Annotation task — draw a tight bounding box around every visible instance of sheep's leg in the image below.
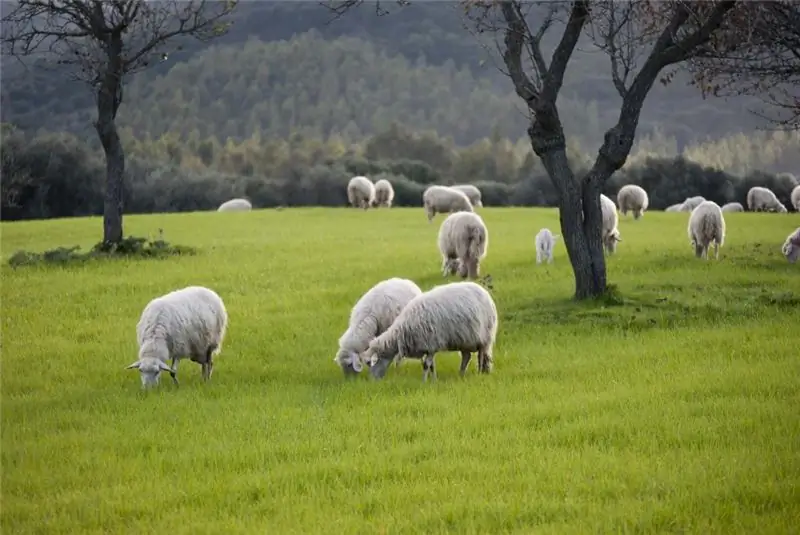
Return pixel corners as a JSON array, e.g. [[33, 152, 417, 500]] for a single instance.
[[202, 345, 216, 381], [478, 347, 492, 374], [536, 250, 542, 264], [714, 241, 720, 260], [422, 354, 436, 382], [547, 250, 553, 264], [459, 351, 472, 376], [169, 357, 179, 386]]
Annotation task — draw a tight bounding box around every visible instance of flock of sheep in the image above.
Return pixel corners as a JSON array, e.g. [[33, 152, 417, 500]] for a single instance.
[[127, 179, 799, 388]]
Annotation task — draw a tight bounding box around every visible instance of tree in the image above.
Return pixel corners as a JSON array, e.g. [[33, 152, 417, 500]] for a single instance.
[[324, 0, 738, 299], [1, 0, 237, 244]]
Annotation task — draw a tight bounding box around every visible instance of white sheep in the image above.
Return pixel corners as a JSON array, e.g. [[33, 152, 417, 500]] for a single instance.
[[126, 286, 228, 388], [665, 203, 683, 212], [450, 184, 483, 208], [688, 200, 726, 260], [600, 193, 622, 254], [791, 185, 800, 212], [373, 179, 395, 208], [782, 227, 800, 264], [334, 278, 422, 377], [217, 198, 252, 212], [680, 196, 706, 212], [617, 184, 649, 220], [422, 185, 474, 223], [721, 202, 745, 213], [747, 186, 787, 213], [364, 281, 498, 382], [347, 176, 375, 210], [437, 212, 489, 279], [534, 228, 559, 264]]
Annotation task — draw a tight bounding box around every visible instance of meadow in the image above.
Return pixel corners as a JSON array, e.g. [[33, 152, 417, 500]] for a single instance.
[[2, 207, 799, 534]]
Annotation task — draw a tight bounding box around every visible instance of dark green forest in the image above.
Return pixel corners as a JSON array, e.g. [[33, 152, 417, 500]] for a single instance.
[[1, 2, 798, 221]]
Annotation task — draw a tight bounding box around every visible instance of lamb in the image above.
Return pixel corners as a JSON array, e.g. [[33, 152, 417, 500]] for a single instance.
[[217, 198, 252, 212], [347, 176, 375, 210], [616, 184, 649, 220], [665, 203, 683, 212], [334, 278, 423, 377], [791, 185, 800, 211], [422, 185, 474, 223], [600, 193, 622, 254], [680, 196, 706, 212], [782, 227, 800, 264], [373, 179, 395, 208], [126, 286, 228, 388], [687, 200, 726, 260], [747, 186, 788, 213], [721, 202, 745, 213], [450, 184, 483, 208], [438, 212, 489, 279], [364, 281, 498, 382], [534, 228, 559, 264]]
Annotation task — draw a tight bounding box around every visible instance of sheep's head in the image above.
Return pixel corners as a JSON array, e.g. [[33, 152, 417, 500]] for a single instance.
[[777, 204, 788, 213], [334, 349, 367, 377], [363, 339, 395, 380], [783, 234, 800, 263], [126, 357, 175, 388], [603, 229, 622, 253]]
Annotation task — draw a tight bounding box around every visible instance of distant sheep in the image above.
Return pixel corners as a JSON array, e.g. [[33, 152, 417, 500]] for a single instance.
[[450, 184, 483, 208], [217, 198, 252, 212], [782, 227, 800, 264], [127, 286, 228, 388], [373, 179, 395, 208], [680, 196, 706, 212], [347, 176, 375, 210], [617, 185, 649, 220], [600, 193, 622, 254], [747, 186, 787, 213], [334, 278, 422, 377], [423, 185, 474, 223], [364, 281, 498, 382], [534, 228, 559, 264], [721, 202, 745, 213], [688, 201, 726, 260], [665, 203, 683, 212], [791, 185, 800, 212], [438, 212, 489, 279]]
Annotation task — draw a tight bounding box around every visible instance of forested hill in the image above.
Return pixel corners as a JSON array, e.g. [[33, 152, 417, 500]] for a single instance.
[[1, 2, 764, 148]]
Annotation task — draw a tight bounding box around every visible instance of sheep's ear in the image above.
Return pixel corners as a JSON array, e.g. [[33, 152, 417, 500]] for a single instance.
[[351, 353, 364, 373], [126, 361, 141, 370], [157, 360, 175, 373]]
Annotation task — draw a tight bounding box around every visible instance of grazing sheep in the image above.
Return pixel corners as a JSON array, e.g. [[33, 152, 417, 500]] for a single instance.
[[791, 185, 800, 212], [665, 203, 683, 212], [372, 179, 395, 208], [782, 227, 800, 264], [747, 186, 788, 213], [334, 278, 423, 377], [438, 212, 489, 279], [680, 196, 706, 212], [126, 286, 228, 388], [422, 185, 474, 223], [217, 198, 252, 212], [688, 201, 726, 260], [364, 281, 498, 382], [617, 185, 649, 220], [450, 184, 483, 208], [347, 176, 375, 210], [600, 193, 622, 254], [721, 202, 745, 213], [534, 228, 559, 264]]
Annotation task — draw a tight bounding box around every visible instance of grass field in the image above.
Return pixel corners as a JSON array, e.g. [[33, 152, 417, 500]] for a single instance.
[[2, 207, 800, 534]]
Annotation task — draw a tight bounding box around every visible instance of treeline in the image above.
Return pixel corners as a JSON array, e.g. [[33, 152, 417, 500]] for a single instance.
[[3, 123, 798, 221]]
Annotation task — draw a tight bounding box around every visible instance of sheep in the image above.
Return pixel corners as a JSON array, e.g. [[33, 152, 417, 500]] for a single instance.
[[617, 184, 649, 220], [534, 228, 559, 264], [126, 286, 228, 388], [347, 176, 375, 210], [665, 203, 683, 212], [721, 202, 745, 213], [422, 185, 474, 223], [334, 278, 423, 377], [687, 201, 726, 260], [438, 212, 489, 279], [364, 281, 498, 382], [217, 198, 252, 212], [782, 227, 800, 264], [791, 185, 800, 212], [373, 179, 395, 208], [747, 186, 787, 213], [450, 184, 483, 208], [600, 193, 622, 254], [680, 196, 706, 212]]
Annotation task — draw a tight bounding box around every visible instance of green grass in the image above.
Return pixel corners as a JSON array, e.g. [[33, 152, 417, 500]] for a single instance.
[[2, 207, 800, 534]]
